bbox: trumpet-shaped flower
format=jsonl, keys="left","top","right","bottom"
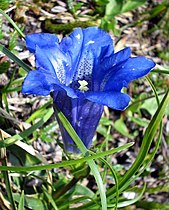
{"left": 22, "top": 27, "right": 155, "bottom": 152}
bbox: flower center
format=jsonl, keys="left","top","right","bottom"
{"left": 78, "top": 80, "right": 89, "bottom": 92}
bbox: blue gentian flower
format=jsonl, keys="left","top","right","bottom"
{"left": 22, "top": 27, "right": 155, "bottom": 152}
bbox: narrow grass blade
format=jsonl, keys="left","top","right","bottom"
{"left": 146, "top": 76, "right": 160, "bottom": 105}
{"left": 0, "top": 134, "right": 16, "bottom": 210}
{"left": 79, "top": 89, "right": 169, "bottom": 209}
{"left": 0, "top": 44, "right": 32, "bottom": 72}
{"left": 89, "top": 150, "right": 119, "bottom": 210}
{"left": 99, "top": 158, "right": 119, "bottom": 210}
{"left": 0, "top": 142, "right": 133, "bottom": 173}
{"left": 108, "top": 89, "right": 169, "bottom": 196}
{"left": 0, "top": 8, "right": 25, "bottom": 38}
{"left": 18, "top": 191, "right": 25, "bottom": 210}
{"left": 54, "top": 105, "right": 107, "bottom": 210}
{"left": 152, "top": 69, "right": 169, "bottom": 74}
{"left": 0, "top": 108, "right": 54, "bottom": 148}
{"left": 108, "top": 184, "right": 146, "bottom": 209}
{"left": 43, "top": 186, "right": 59, "bottom": 210}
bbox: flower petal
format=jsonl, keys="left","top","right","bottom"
{"left": 22, "top": 68, "right": 57, "bottom": 96}
{"left": 26, "top": 33, "right": 59, "bottom": 53}
{"left": 35, "top": 45, "right": 70, "bottom": 84}
{"left": 85, "top": 91, "right": 131, "bottom": 110}
{"left": 53, "top": 91, "right": 103, "bottom": 152}
{"left": 22, "top": 68, "right": 78, "bottom": 98}
{"left": 60, "top": 27, "right": 114, "bottom": 83}
{"left": 104, "top": 56, "right": 156, "bottom": 91}
{"left": 93, "top": 47, "right": 131, "bottom": 90}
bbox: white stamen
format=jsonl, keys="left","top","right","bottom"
{"left": 78, "top": 80, "right": 89, "bottom": 92}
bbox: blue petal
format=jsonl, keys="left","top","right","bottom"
{"left": 22, "top": 68, "right": 78, "bottom": 98}
{"left": 35, "top": 45, "right": 71, "bottom": 84}
{"left": 93, "top": 47, "right": 131, "bottom": 91}
{"left": 22, "top": 68, "right": 56, "bottom": 96}
{"left": 82, "top": 27, "right": 114, "bottom": 58}
{"left": 103, "top": 56, "right": 156, "bottom": 91}
{"left": 85, "top": 91, "right": 131, "bottom": 110}
{"left": 59, "top": 27, "right": 114, "bottom": 83}
{"left": 26, "top": 33, "right": 59, "bottom": 53}
{"left": 53, "top": 91, "right": 103, "bottom": 152}
{"left": 102, "top": 47, "right": 131, "bottom": 69}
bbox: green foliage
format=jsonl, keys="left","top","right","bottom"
{"left": 158, "top": 50, "right": 169, "bottom": 62}
{"left": 9, "top": 30, "right": 18, "bottom": 51}
{"left": 0, "top": 60, "right": 10, "bottom": 74}
{"left": 18, "top": 191, "right": 25, "bottom": 210}
{"left": 0, "top": 17, "right": 4, "bottom": 40}
{"left": 0, "top": 0, "right": 169, "bottom": 210}
{"left": 0, "top": 0, "right": 9, "bottom": 10}
{"left": 105, "top": 0, "right": 146, "bottom": 17}
{"left": 14, "top": 193, "right": 45, "bottom": 210}
{"left": 95, "top": 0, "right": 147, "bottom": 34}
{"left": 114, "top": 117, "right": 134, "bottom": 139}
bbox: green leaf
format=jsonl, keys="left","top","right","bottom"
{"left": 105, "top": 0, "right": 123, "bottom": 17}
{"left": 54, "top": 104, "right": 107, "bottom": 210}
{"left": 122, "top": 0, "right": 147, "bottom": 13}
{"left": 114, "top": 117, "right": 133, "bottom": 139}
{"left": 43, "top": 186, "right": 59, "bottom": 210}
{"left": 0, "top": 142, "right": 134, "bottom": 171}
{"left": 74, "top": 184, "right": 95, "bottom": 197}
{"left": 105, "top": 0, "right": 147, "bottom": 17}
{"left": 0, "top": 0, "right": 9, "bottom": 10}
{"left": 9, "top": 30, "right": 18, "bottom": 51}
{"left": 140, "top": 97, "right": 158, "bottom": 116}
{"left": 129, "top": 116, "right": 149, "bottom": 127}
{"left": 8, "top": 144, "right": 41, "bottom": 167}
{"left": 0, "top": 32, "right": 3, "bottom": 40}
{"left": 13, "top": 194, "right": 45, "bottom": 210}
{"left": 0, "top": 44, "right": 31, "bottom": 73}
{"left": 18, "top": 191, "right": 25, "bottom": 210}
{"left": 108, "top": 89, "right": 169, "bottom": 197}
{"left": 0, "top": 60, "right": 10, "bottom": 74}
{"left": 141, "top": 94, "right": 169, "bottom": 116}
{"left": 0, "top": 108, "right": 54, "bottom": 148}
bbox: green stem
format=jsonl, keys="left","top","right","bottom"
{"left": 54, "top": 104, "right": 107, "bottom": 210}
{"left": 0, "top": 133, "right": 16, "bottom": 210}
{"left": 146, "top": 76, "right": 160, "bottom": 105}
{"left": 0, "top": 44, "right": 31, "bottom": 73}
{"left": 53, "top": 177, "right": 80, "bottom": 199}
{"left": 136, "top": 200, "right": 169, "bottom": 209}
{"left": 0, "top": 8, "right": 25, "bottom": 38}
{"left": 79, "top": 89, "right": 169, "bottom": 209}
{"left": 127, "top": 91, "right": 165, "bottom": 110}
{"left": 0, "top": 143, "right": 133, "bottom": 172}
{"left": 2, "top": 160, "right": 16, "bottom": 210}
{"left": 108, "top": 90, "right": 169, "bottom": 195}
{"left": 152, "top": 69, "right": 169, "bottom": 74}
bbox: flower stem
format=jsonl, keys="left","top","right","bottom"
{"left": 53, "top": 177, "right": 79, "bottom": 199}
{"left": 54, "top": 104, "right": 107, "bottom": 210}
{"left": 0, "top": 132, "right": 16, "bottom": 210}
{"left": 0, "top": 8, "right": 25, "bottom": 38}
{"left": 0, "top": 44, "right": 32, "bottom": 73}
